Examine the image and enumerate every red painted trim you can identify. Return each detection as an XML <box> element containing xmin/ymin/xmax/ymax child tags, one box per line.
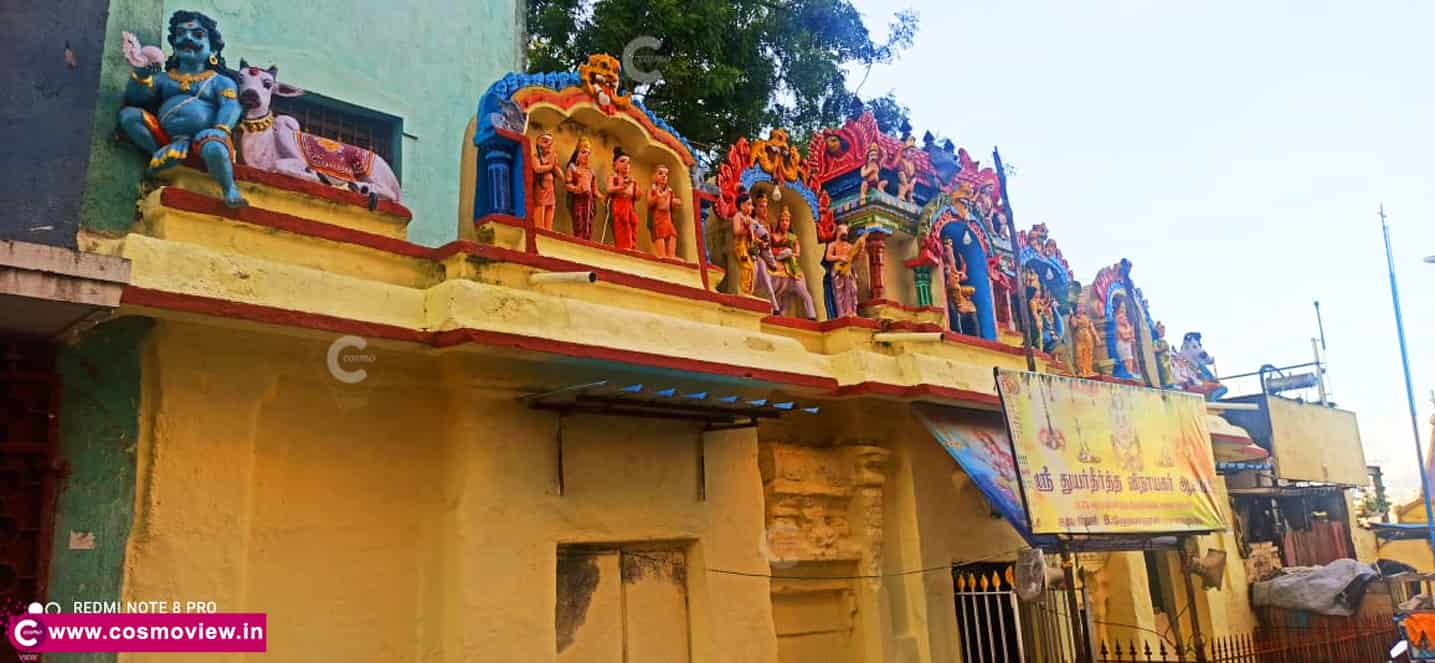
<box><xmin>510</xmin><ymin>130</ymin><xmax>538</xmax><ymax>254</ymax></box>
<box><xmin>529</xmin><ymin>227</ymin><xmax>703</xmax><ymax>271</ymax></box>
<box><xmin>161</xmin><ymin>187</ymin><xmax>432</xmax><ymax>258</ymax></box>
<box><xmin>693</xmin><ymin>188</ymin><xmax>709</xmax><ymax>290</ymax></box>
<box><xmin>122</xmin><ymin>287</ymin><xmax>432</xmax><ymax>343</ymax></box>
<box><xmin>121</xmin><ymin>286</ymin><xmax>833</xmax><ymax>390</ymax></box>
<box><xmin>182</xmin><ymin>157</ymin><xmax>412</xmax><ymax>220</ymax></box>
<box><xmin>860</xmin><ymin>298</ymin><xmax>946</xmax><ymax>316</ymax></box>
<box><xmin>832</xmin><ymin>381</ymin><xmax>1001</xmax><ymax>407</ymax></box>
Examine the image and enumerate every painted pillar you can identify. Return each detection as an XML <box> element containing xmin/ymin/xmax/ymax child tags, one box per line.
<box><xmin>482</xmin><ymin>143</ymin><xmax>515</xmax><ymax>216</ymax></box>
<box><xmin>48</xmin><ymin>317</ymin><xmax>151</xmax><ymax>663</ymax></box>
<box><xmin>866</xmin><ymin>234</ymin><xmax>886</xmax><ymax>302</ymax></box>
<box><xmin>912</xmin><ymin>266</ymin><xmax>932</xmax><ymax>307</ymax></box>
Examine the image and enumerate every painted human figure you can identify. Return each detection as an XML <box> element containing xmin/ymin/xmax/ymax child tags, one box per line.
<box><xmin>732</xmin><ymin>193</ymin><xmax>757</xmax><ymax>295</ymax></box>
<box><xmin>896</xmin><ymin>139</ymin><xmax>918</xmax><ymax>203</ymax></box>
<box><xmin>647</xmin><ymin>165</ymin><xmax>681</xmax><ymax>259</ymax></box>
<box><xmin>747</xmin><ymin>204</ymin><xmax>781</xmax><ymax>313</ymax></box>
<box><xmin>1152</xmin><ymin>321</ymin><xmax>1175</xmax><ymax>387</ymax></box>
<box><xmin>1070</xmin><ymin>307</ymin><xmax>1098</xmax><ymax>377</ymax></box>
<box><xmin>753</xmin><ymin>191</ymin><xmax>772</xmax><ymax>228</ymax></box>
<box><xmin>607</xmin><ymin>147</ymin><xmax>640</xmax><ymax>251</ymax></box>
<box><xmin>770</xmin><ymin>208</ymin><xmax>816</xmax><ymax>319</ymax></box>
<box><xmin>1039</xmin><ymin>297</ymin><xmax>1063</xmax><ymax>354</ymax></box>
<box><xmin>1110</xmin><ymin>395</ymin><xmax>1144</xmax><ymax>472</ymax></box>
<box><xmin>532</xmin><ymin>132</ymin><xmax>558</xmax><ymax>231</ymax></box>
<box><xmin>565</xmin><ymin>137</ymin><xmax>599</xmax><ymax>240</ymax></box>
<box><xmin>825</xmin><ymin>224</ymin><xmax>868</xmax><ymax>318</ymax></box>
<box><xmin>858</xmin><ymin>144</ymin><xmax>886</xmax><ymax>205</ymax></box>
<box><xmin>1024</xmin><ymin>271</ymin><xmax>1045</xmax><ymax>348</ymax></box>
<box><xmin>1114</xmin><ymin>305</ymin><xmax>1137</xmax><ymax>376</ymax></box>
<box><xmin>943</xmin><ymin>238</ymin><xmax>978</xmax><ymax>335</ymax></box>
<box><xmin>118</xmin><ymin>11</ymin><xmax>246</xmax><ymax>207</ymax></box>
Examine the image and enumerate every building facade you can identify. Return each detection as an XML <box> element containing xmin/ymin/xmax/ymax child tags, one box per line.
<box><xmin>1</xmin><ymin>8</ymin><xmax>1383</xmax><ymax>662</ymax></box>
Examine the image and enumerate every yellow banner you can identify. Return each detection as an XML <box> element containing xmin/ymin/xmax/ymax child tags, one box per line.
<box><xmin>995</xmin><ymin>369</ymin><xmax>1226</xmax><ymax>535</ymax></box>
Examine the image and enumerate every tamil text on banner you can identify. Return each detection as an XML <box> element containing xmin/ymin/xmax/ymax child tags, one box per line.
<box><xmin>994</xmin><ymin>369</ymin><xmax>1226</xmax><ymax>535</ymax></box>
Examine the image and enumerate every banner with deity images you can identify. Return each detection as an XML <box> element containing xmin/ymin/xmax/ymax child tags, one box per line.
<box><xmin>913</xmin><ymin>406</ymin><xmax>1031</xmax><ymax>535</ymax></box>
<box><xmin>993</xmin><ymin>369</ymin><xmax>1226</xmax><ymax>535</ymax></box>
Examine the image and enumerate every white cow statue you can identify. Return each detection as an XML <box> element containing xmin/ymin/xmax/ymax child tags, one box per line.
<box><xmin>232</xmin><ymin>61</ymin><xmax>400</xmax><ymax>208</ymax></box>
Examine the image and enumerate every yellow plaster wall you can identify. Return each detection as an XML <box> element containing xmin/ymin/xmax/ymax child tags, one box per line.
<box><xmin>1380</xmin><ymin>539</ymin><xmax>1435</xmax><ymax>573</ymax></box>
<box><xmin>122</xmin><ymin>320</ymin><xmax>781</xmax><ymax>663</ymax></box>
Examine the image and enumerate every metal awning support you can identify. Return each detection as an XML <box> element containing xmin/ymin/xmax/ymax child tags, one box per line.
<box><xmin>520</xmin><ymin>380</ymin><xmax>819</xmax><ymax>499</ymax></box>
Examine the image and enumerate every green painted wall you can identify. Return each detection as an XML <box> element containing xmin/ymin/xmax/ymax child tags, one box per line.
<box><xmin>165</xmin><ymin>0</ymin><xmax>524</xmax><ymax>246</ymax></box>
<box><xmin>47</xmin><ymin>317</ymin><xmax>151</xmax><ymax>663</ymax></box>
<box><xmin>79</xmin><ymin>0</ymin><xmax>166</xmax><ymax>236</ymax></box>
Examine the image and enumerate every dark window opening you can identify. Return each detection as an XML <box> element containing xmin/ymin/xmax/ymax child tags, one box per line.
<box><xmin>271</xmin><ymin>91</ymin><xmax>403</xmax><ymax>180</ymax></box>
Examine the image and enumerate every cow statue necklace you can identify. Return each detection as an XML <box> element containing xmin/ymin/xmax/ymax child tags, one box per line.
<box><xmin>238</xmin><ymin>112</ymin><xmax>275</xmax><ymax>134</ymax></box>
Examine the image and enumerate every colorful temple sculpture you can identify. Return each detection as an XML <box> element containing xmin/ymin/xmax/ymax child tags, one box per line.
<box><xmin>0</xmin><ymin>6</ymin><xmax>1386</xmax><ymax>659</ymax></box>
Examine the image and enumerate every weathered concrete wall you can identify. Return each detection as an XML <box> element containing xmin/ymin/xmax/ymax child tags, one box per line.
<box><xmin>78</xmin><ymin>0</ymin><xmax>166</xmax><ymax>238</ymax></box>
<box><xmin>167</xmin><ymin>0</ymin><xmax>523</xmax><ymax>246</ymax></box>
<box><xmin>47</xmin><ymin>317</ymin><xmax>151</xmax><ymax>663</ymax></box>
<box><xmin>0</xmin><ymin>0</ymin><xmax>112</xmax><ymax>247</ymax></box>
<box><xmin>119</xmin><ymin>320</ymin><xmax>779</xmax><ymax>662</ymax></box>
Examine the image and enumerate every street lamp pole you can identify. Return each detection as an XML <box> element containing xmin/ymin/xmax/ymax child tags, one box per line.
<box><xmin>1380</xmin><ymin>204</ymin><xmax>1435</xmax><ymax>566</ymax></box>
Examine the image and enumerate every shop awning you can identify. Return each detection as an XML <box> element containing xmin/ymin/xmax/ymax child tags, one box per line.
<box><xmin>1208</xmin><ymin>414</ymin><xmax>1269</xmax><ymax>464</ymax></box>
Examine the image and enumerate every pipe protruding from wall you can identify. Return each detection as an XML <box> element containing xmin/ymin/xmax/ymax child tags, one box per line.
<box><xmin>530</xmin><ymin>271</ymin><xmax>597</xmax><ymax>284</ymax></box>
<box><xmin>872</xmin><ymin>332</ymin><xmax>943</xmax><ymax>344</ymax></box>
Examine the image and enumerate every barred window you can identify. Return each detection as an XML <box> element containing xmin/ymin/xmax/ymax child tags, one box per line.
<box><xmin>272</xmin><ymin>91</ymin><xmax>403</xmax><ymax>179</ymax></box>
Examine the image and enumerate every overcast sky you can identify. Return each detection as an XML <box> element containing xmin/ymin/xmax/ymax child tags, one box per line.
<box><xmin>849</xmin><ymin>0</ymin><xmax>1435</xmax><ymax>500</ymax></box>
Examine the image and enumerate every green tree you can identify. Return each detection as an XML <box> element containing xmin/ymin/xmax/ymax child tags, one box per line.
<box><xmin>861</xmin><ymin>91</ymin><xmax>912</xmax><ymax>136</ymax></box>
<box><xmin>526</xmin><ymin>0</ymin><xmax>918</xmax><ymax>162</ymax></box>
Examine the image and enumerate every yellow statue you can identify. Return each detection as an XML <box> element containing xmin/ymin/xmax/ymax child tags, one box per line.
<box><xmin>578</xmin><ymin>53</ymin><xmax>631</xmax><ymax>111</ymax></box>
<box><xmin>1071</xmin><ymin>308</ymin><xmax>1097</xmax><ymax>377</ymax></box>
<box><xmin>750</xmin><ymin>128</ymin><xmax>805</xmax><ymax>185</ymax></box>
<box><xmin>942</xmin><ymin>238</ymin><xmax>977</xmax><ymax>315</ymax></box>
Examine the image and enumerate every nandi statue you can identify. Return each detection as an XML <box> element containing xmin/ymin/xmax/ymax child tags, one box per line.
<box><xmin>1170</xmin><ymin>331</ymin><xmax>1228</xmax><ymax>400</ymax></box>
<box><xmin>232</xmin><ymin>61</ymin><xmax>400</xmax><ymax>207</ymax></box>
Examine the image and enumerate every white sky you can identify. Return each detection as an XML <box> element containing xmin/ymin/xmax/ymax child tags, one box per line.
<box><xmin>850</xmin><ymin>0</ymin><xmax>1435</xmax><ymax>500</ymax></box>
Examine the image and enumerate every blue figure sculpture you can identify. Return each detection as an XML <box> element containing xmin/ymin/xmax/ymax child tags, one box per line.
<box><xmin>118</xmin><ymin>11</ymin><xmax>246</xmax><ymax>207</ymax></box>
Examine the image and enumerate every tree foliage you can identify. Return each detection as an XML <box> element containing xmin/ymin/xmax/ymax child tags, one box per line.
<box><xmin>526</xmin><ymin>0</ymin><xmax>918</xmax><ymax>162</ymax></box>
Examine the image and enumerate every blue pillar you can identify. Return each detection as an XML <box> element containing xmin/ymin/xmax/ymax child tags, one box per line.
<box><xmin>482</xmin><ymin>144</ymin><xmax>514</xmax><ymax>216</ymax></box>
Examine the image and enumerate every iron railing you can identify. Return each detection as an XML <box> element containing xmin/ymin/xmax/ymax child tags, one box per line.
<box><xmin>1096</xmin><ymin>618</ymin><xmax>1397</xmax><ymax>663</ymax></box>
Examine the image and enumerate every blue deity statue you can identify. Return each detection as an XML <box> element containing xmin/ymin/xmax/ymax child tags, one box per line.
<box><xmin>118</xmin><ymin>11</ymin><xmax>245</xmax><ymax>207</ymax></box>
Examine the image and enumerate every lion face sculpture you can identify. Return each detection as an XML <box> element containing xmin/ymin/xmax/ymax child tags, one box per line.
<box><xmin>579</xmin><ymin>53</ymin><xmax>630</xmax><ymax>110</ymax></box>
<box><xmin>750</xmin><ymin>128</ymin><xmax>805</xmax><ymax>184</ymax></box>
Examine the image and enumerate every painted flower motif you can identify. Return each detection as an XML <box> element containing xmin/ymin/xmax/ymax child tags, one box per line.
<box><xmin>1039</xmin><ymin>427</ymin><xmax>1066</xmax><ymax>450</ymax></box>
<box><xmin>999</xmin><ymin>374</ymin><xmax>1022</xmax><ymax>396</ymax></box>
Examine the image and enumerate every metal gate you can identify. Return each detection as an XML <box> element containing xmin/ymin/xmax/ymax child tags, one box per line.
<box><xmin>0</xmin><ymin>335</ymin><xmax>59</xmax><ymax>616</ymax></box>
<box><xmin>955</xmin><ymin>563</ymin><xmax>1094</xmax><ymax>663</ymax></box>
